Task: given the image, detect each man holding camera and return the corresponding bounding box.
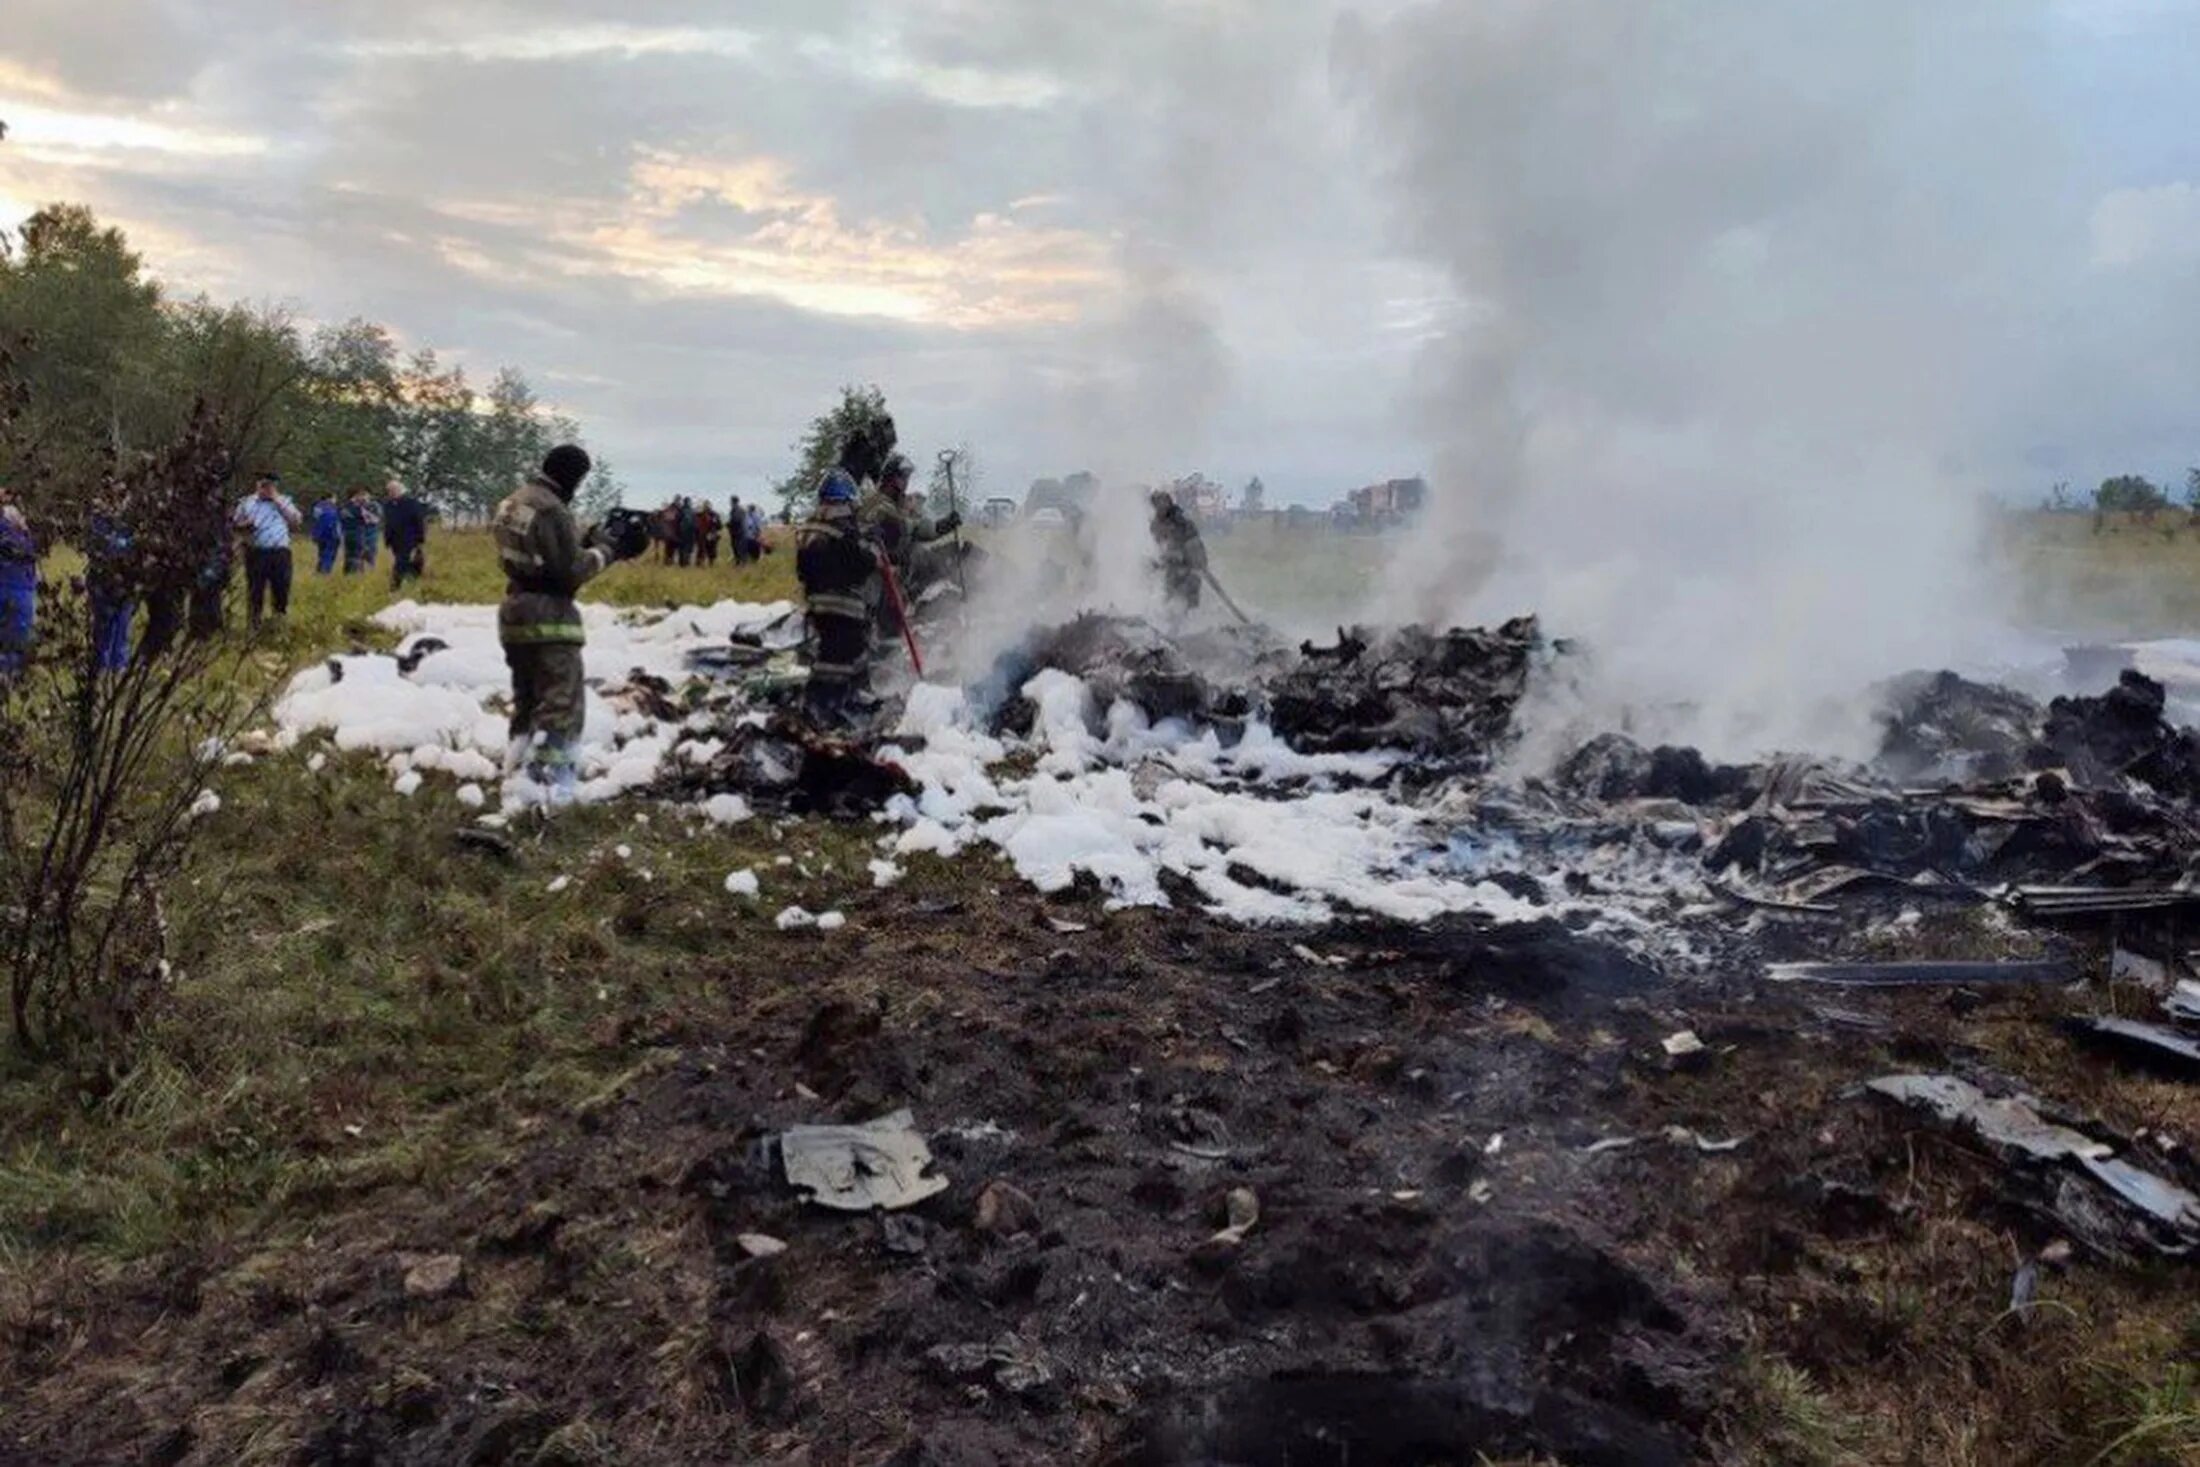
[233,471,302,629]
[491,445,646,804]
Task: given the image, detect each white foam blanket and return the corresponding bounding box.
[270,599,1572,926]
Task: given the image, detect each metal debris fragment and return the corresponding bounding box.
[1768,958,2071,987]
[780,1109,949,1213]
[1866,1073,2200,1257]
[2065,1016,2200,1077]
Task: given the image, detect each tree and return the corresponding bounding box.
[1,206,615,528]
[158,299,312,477]
[2096,475,2168,515]
[291,318,403,492]
[1242,476,1266,515]
[773,384,894,515]
[388,350,481,519]
[0,205,168,509]
[573,452,625,520]
[929,444,977,515]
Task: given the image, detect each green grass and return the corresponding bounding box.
[0,736,905,1259]
[13,511,2200,1461]
[1998,510,2200,636]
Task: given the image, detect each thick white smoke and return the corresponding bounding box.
[1336,0,2072,760]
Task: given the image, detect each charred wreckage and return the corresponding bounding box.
[625,607,2200,1266]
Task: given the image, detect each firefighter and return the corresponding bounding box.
[863,454,961,592]
[796,470,878,725]
[491,444,644,804]
[1148,489,1206,615]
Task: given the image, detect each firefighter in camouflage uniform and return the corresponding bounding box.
[492,445,643,802]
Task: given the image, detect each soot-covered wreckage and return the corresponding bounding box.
[653,606,2200,1251]
[226,599,2200,1464]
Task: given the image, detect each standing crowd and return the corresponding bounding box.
[645,496,768,568]
[0,472,441,673]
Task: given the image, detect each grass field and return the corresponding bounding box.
[1999,510,2200,636]
[8,513,2200,1462]
[10,510,2200,1266]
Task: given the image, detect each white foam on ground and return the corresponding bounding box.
[265,599,1629,929]
[274,599,793,810]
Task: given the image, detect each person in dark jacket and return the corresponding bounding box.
[141,491,229,657]
[672,497,698,567]
[0,483,36,676]
[796,470,878,725]
[311,496,342,574]
[383,479,429,590]
[696,502,721,566]
[340,488,370,573]
[491,445,644,804]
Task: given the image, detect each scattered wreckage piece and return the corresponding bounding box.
[1768,959,2072,988]
[2035,669,2200,797]
[2063,1016,2200,1077]
[1873,670,2042,785]
[1865,1074,2200,1258]
[2011,885,2200,920]
[997,613,1225,730]
[654,710,918,818]
[1265,617,1545,768]
[1556,733,1753,806]
[2167,980,2200,1024]
[779,1109,949,1213]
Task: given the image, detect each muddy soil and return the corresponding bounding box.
[2,879,2188,1465]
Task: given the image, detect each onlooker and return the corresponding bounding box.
[746,503,766,559]
[361,492,383,568]
[696,502,722,566]
[728,496,749,564]
[340,487,371,573]
[382,478,429,590]
[0,483,35,675]
[233,471,301,629]
[84,508,135,672]
[140,502,228,658]
[673,496,698,566]
[311,495,342,574]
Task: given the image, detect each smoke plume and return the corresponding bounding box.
[1336,0,2070,760]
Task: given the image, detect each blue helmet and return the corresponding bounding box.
[818,469,859,506]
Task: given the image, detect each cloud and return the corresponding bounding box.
[1,102,269,164]
[2091,182,2200,267]
[346,23,759,64]
[1,0,2194,522]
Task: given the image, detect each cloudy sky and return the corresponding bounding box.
[2,0,2196,509]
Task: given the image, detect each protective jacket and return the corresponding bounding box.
[493,472,612,646]
[796,511,876,622]
[860,490,953,573]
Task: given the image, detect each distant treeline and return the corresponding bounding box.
[2042,472,2200,516]
[0,204,620,524]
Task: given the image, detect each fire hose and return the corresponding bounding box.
[1201,566,1254,627]
[877,551,925,678]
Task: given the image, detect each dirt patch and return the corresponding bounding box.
[4,879,2196,1464]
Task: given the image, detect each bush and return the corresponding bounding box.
[1,360,263,1064]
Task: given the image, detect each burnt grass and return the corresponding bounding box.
[8,834,2200,1467]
